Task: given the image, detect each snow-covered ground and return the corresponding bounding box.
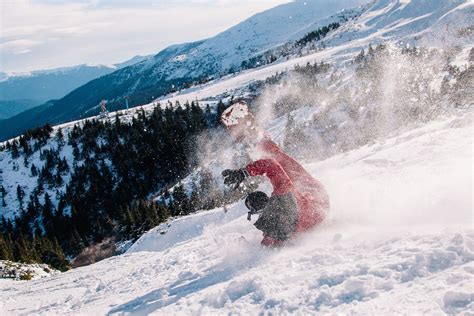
[1,113,472,315]
[0,261,60,281]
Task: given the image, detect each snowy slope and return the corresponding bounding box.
[127,0,369,80]
[0,137,74,220]
[148,0,473,108]
[324,0,474,48]
[1,113,472,315]
[164,0,370,78]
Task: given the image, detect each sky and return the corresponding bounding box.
[0,0,290,73]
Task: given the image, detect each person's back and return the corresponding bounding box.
[256,137,329,233]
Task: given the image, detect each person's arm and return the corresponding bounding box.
[246,158,293,196]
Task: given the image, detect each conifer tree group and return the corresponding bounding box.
[0,101,229,268]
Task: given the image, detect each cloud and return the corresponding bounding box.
[0,0,290,72]
[30,0,284,9]
[0,39,42,55]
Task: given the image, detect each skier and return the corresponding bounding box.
[221,101,329,247]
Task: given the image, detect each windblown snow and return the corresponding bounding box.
[1,113,472,315]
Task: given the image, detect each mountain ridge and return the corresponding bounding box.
[0,55,150,122]
[0,0,370,141]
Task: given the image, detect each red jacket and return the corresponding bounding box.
[246,138,329,234]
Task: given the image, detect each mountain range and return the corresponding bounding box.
[0,55,149,122]
[0,0,370,141]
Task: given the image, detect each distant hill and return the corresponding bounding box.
[0,55,149,124]
[0,99,42,120]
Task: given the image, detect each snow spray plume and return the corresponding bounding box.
[188,126,248,207]
[252,42,473,161]
[190,107,269,207]
[248,41,473,232]
[195,128,240,176]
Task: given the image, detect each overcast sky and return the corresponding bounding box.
[0,0,290,73]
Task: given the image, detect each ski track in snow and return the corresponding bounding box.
[0,114,472,315]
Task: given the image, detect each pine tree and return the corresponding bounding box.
[1,196,6,208]
[156,204,170,223]
[16,185,25,209]
[172,185,190,216]
[10,141,19,159]
[42,193,55,236]
[0,186,6,208]
[56,128,65,148]
[199,169,217,209]
[30,164,38,177]
[215,100,227,126]
[0,235,12,260]
[189,182,201,213]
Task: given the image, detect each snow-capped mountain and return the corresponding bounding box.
[0,55,150,132]
[0,0,369,141]
[0,65,112,121]
[0,56,149,103]
[142,0,370,78]
[1,0,471,142]
[325,0,474,48]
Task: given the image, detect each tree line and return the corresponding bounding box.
[0,100,231,268]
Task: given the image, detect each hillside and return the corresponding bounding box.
[1,114,472,314]
[0,99,40,121]
[0,0,472,264]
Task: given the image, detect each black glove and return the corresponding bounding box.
[222,168,249,189]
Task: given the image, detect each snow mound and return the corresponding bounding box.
[128,204,248,253]
[0,260,60,281]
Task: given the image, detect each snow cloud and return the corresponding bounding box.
[0,0,290,73]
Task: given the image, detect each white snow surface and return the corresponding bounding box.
[0,260,60,281]
[1,113,472,315]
